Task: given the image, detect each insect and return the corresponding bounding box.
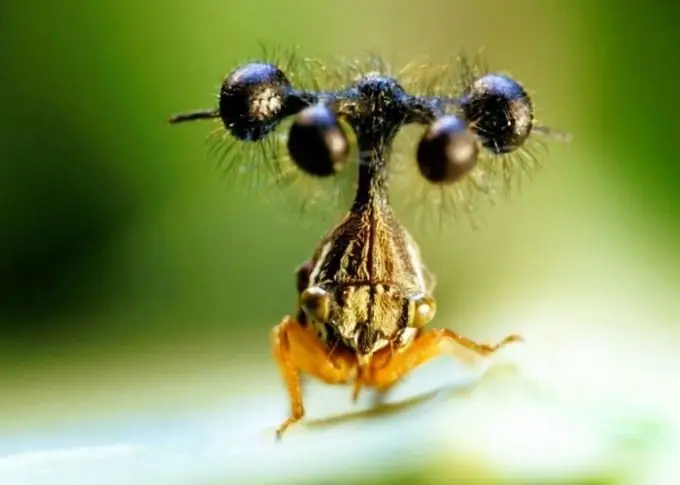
[169,51,569,439]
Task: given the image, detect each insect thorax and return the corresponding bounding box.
[302,198,431,356]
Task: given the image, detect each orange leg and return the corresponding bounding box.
[351,377,362,403]
[364,328,522,392]
[271,316,356,439]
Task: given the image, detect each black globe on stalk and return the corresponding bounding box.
[218,62,293,141]
[460,74,534,154]
[417,115,479,184]
[287,105,349,177]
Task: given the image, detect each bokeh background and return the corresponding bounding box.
[1,1,679,484]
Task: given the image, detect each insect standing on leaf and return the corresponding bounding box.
[169,51,569,439]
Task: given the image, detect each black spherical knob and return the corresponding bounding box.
[417,115,479,184]
[287,105,349,177]
[461,74,533,154]
[218,62,291,141]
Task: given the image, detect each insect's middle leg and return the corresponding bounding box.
[272,316,356,438]
[365,328,522,393]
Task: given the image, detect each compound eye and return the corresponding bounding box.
[417,115,479,184]
[219,62,291,141]
[287,105,349,178]
[300,286,331,323]
[461,74,533,154]
[412,295,437,328]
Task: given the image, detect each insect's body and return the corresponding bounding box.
[300,182,431,357]
[170,54,568,439]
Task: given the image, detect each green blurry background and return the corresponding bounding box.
[1,1,679,483]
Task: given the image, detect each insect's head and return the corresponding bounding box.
[299,283,437,355]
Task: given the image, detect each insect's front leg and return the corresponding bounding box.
[271,316,356,439]
[364,328,522,393]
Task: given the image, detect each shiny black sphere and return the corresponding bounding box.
[218,63,291,141]
[461,74,533,154]
[287,105,349,177]
[417,115,479,183]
